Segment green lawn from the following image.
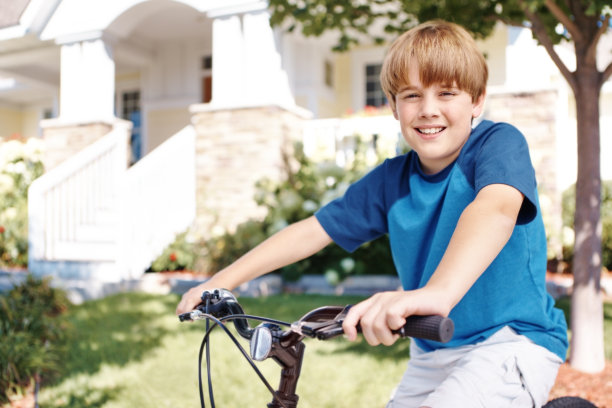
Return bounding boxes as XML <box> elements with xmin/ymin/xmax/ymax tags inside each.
<box><xmin>37</xmin><ymin>292</ymin><xmax>612</xmax><ymax>408</ymax></box>
<box><xmin>39</xmin><ymin>293</ymin><xmax>409</xmax><ymax>408</ymax></box>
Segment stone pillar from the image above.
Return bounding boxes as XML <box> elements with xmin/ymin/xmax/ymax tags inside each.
<box><xmin>40</xmin><ymin>120</ymin><xmax>114</xmax><ymax>170</ymax></box>
<box><xmin>190</xmin><ymin>104</ymin><xmax>307</xmax><ymax>238</ymax></box>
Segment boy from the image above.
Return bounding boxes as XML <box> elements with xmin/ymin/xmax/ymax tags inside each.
<box><xmin>177</xmin><ymin>20</ymin><xmax>568</xmax><ymax>407</ymax></box>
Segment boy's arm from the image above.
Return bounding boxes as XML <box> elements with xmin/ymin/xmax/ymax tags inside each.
<box><xmin>343</xmin><ymin>183</ymin><xmax>524</xmax><ymax>346</ymax></box>
<box><xmin>176</xmin><ymin>215</ymin><xmax>332</xmax><ymax>315</ymax></box>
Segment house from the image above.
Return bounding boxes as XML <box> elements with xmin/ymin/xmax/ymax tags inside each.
<box><xmin>0</xmin><ymin>0</ymin><xmax>610</xmax><ymax>299</ymax></box>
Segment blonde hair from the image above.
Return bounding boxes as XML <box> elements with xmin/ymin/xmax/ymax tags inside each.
<box><xmin>380</xmin><ymin>20</ymin><xmax>488</xmax><ymax>111</ymax></box>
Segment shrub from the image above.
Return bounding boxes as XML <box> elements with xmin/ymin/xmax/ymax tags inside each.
<box><xmin>0</xmin><ymin>138</ymin><xmax>44</xmax><ymax>268</ymax></box>
<box><xmin>148</xmin><ymin>231</ymin><xmax>198</xmax><ymax>272</ymax></box>
<box><xmin>202</xmin><ymin>220</ymin><xmax>268</xmax><ymax>273</ymax></box>
<box><xmin>205</xmin><ymin>139</ymin><xmax>397</xmax><ymax>281</ymax></box>
<box><xmin>561</xmin><ymin>180</ymin><xmax>612</xmax><ymax>271</ymax></box>
<box><xmin>0</xmin><ymin>275</ymin><xmax>71</xmax><ymax>404</ymax></box>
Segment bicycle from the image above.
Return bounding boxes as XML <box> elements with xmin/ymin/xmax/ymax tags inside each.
<box><xmin>178</xmin><ymin>289</ymin><xmax>597</xmax><ymax>408</ymax></box>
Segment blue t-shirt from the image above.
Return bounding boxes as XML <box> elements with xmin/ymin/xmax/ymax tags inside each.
<box><xmin>315</xmin><ymin>120</ymin><xmax>568</xmax><ymax>360</ymax></box>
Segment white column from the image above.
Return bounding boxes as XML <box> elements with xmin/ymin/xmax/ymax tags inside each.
<box><xmin>208</xmin><ymin>3</ymin><xmax>294</xmax><ymax>109</ymax></box>
<box><xmin>59</xmin><ymin>36</ymin><xmax>115</xmax><ymax>123</ymax></box>
<box><xmin>211</xmin><ymin>15</ymin><xmax>245</xmax><ymax>107</ymax></box>
<box><xmin>242</xmin><ymin>11</ymin><xmax>293</xmax><ymax>106</ymax></box>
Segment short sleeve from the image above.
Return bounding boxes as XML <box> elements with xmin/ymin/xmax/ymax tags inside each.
<box><xmin>315</xmin><ymin>162</ymin><xmax>390</xmax><ymax>252</ymax></box>
<box><xmin>474</xmin><ymin>123</ymin><xmax>538</xmax><ymax>224</ymax></box>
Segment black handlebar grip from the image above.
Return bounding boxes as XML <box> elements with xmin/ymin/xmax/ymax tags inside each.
<box><xmin>393</xmin><ymin>315</ymin><xmax>454</xmax><ymax>343</ymax></box>
<box><xmin>178</xmin><ymin>313</ymin><xmax>192</xmax><ymax>322</ymax></box>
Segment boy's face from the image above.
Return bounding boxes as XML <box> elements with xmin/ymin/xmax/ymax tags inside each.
<box><xmin>393</xmin><ymin>63</ymin><xmax>485</xmax><ymax>174</ymax></box>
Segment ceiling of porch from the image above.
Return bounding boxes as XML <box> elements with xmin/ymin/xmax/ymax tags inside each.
<box><xmin>0</xmin><ymin>0</ymin><xmax>212</xmax><ymax>107</ymax></box>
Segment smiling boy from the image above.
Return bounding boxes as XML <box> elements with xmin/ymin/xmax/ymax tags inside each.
<box><xmin>177</xmin><ymin>20</ymin><xmax>568</xmax><ymax>407</ymax></box>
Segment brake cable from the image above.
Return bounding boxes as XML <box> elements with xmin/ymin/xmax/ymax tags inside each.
<box><xmin>196</xmin><ymin>311</ymin><xmax>292</xmax><ymax>408</ymax></box>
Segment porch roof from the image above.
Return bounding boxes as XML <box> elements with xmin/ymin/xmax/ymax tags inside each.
<box><xmin>0</xmin><ymin>0</ymin><xmax>31</xmax><ymax>29</ymax></box>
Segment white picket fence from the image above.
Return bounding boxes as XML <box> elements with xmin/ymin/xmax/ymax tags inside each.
<box><xmin>302</xmin><ymin>114</ymin><xmax>403</xmax><ymax>166</ymax></box>
<box><xmin>28</xmin><ymin>123</ymin><xmax>196</xmax><ymax>295</ymax></box>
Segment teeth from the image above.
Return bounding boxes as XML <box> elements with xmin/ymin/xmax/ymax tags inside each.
<box><xmin>419</xmin><ymin>127</ymin><xmax>444</xmax><ymax>134</ymax></box>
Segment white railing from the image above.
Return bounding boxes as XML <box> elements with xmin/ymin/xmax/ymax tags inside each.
<box><xmin>302</xmin><ymin>114</ymin><xmax>403</xmax><ymax>165</ymax></box>
<box><xmin>28</xmin><ymin>125</ymin><xmax>129</xmax><ymax>264</ymax></box>
<box><xmin>121</xmin><ymin>125</ymin><xmax>196</xmax><ymax>278</ymax></box>
<box><xmin>28</xmin><ymin>123</ymin><xmax>196</xmax><ymax>282</ymax></box>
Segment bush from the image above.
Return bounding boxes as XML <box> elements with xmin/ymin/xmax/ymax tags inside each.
<box><xmin>205</xmin><ymin>140</ymin><xmax>397</xmax><ymax>281</ymax></box>
<box><xmin>0</xmin><ymin>138</ymin><xmax>44</xmax><ymax>268</ymax></box>
<box><xmin>202</xmin><ymin>220</ymin><xmax>268</xmax><ymax>273</ymax></box>
<box><xmin>0</xmin><ymin>275</ymin><xmax>71</xmax><ymax>404</ymax></box>
<box><xmin>148</xmin><ymin>231</ymin><xmax>198</xmax><ymax>272</ymax></box>
<box><xmin>561</xmin><ymin>180</ymin><xmax>612</xmax><ymax>271</ymax></box>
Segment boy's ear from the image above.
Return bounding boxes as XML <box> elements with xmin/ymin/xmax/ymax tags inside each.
<box><xmin>472</xmin><ymin>92</ymin><xmax>486</xmax><ymax>118</ymax></box>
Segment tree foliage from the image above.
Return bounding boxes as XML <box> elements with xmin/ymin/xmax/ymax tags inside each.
<box><xmin>268</xmin><ymin>0</ymin><xmax>609</xmax><ymax>51</ymax></box>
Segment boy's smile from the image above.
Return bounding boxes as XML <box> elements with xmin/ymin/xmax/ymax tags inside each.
<box><xmin>393</xmin><ymin>64</ymin><xmax>485</xmax><ymax>174</ymax></box>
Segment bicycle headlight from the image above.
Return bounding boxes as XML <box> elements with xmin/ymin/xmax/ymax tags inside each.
<box><xmin>250</xmin><ymin>324</ymin><xmax>273</xmax><ymax>361</ymax></box>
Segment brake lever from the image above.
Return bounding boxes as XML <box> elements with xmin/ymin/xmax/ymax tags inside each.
<box><xmin>291</xmin><ymin>305</ymin><xmax>351</xmax><ymax>340</ymax></box>
<box><xmin>178</xmin><ymin>289</ymin><xmax>238</xmax><ymax>322</ymax></box>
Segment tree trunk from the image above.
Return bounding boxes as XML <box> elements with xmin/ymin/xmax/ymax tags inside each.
<box><xmin>569</xmin><ymin>64</ymin><xmax>604</xmax><ymax>373</ymax></box>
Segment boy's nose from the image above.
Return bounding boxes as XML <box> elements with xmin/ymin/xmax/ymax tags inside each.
<box><xmin>419</xmin><ymin>95</ymin><xmax>440</xmax><ymax>118</ymax></box>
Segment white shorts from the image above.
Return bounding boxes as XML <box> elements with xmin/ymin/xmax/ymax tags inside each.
<box><xmin>386</xmin><ymin>326</ymin><xmax>563</xmax><ymax>408</ymax></box>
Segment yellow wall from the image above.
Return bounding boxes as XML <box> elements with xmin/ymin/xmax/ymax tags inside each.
<box><xmin>478</xmin><ymin>24</ymin><xmax>508</xmax><ymax>87</ymax></box>
<box><xmin>0</xmin><ymin>107</ymin><xmax>45</xmax><ymax>140</ymax></box>
<box><xmin>0</xmin><ymin>108</ymin><xmax>24</xmax><ymax>139</ymax></box>
<box><xmin>145</xmin><ymin>107</ymin><xmax>191</xmax><ymax>153</ymax></box>
<box><xmin>329</xmin><ymin>52</ymin><xmax>352</xmax><ymax>117</ymax></box>
<box><xmin>21</xmin><ymin>109</ymin><xmax>41</xmax><ymax>138</ymax></box>
<box><xmin>318</xmin><ymin>47</ymin><xmax>379</xmax><ymax>118</ymax></box>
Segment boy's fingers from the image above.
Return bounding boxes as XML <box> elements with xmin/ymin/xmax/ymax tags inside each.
<box><xmin>387</xmin><ymin>310</ymin><xmax>408</xmax><ymax>331</ymax></box>
<box><xmin>176</xmin><ymin>287</ymin><xmax>202</xmax><ymax>315</ymax></box>
<box><xmin>342</xmin><ymin>313</ymin><xmax>358</xmax><ymax>341</ymax></box>
<box><xmin>342</xmin><ymin>301</ymin><xmax>368</xmax><ymax>341</ymax></box>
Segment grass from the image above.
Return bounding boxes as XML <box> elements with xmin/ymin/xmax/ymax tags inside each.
<box><xmin>35</xmin><ymin>293</ymin><xmax>612</xmax><ymax>408</ymax></box>
<box><xmin>37</xmin><ymin>293</ymin><xmax>410</xmax><ymax>408</ymax></box>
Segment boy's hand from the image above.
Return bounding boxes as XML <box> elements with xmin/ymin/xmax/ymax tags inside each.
<box><xmin>176</xmin><ymin>282</ymin><xmax>214</xmax><ymax>315</ymax></box>
<box><xmin>342</xmin><ymin>288</ymin><xmax>451</xmax><ymax>346</ymax></box>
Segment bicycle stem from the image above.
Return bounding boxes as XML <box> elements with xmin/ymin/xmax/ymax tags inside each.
<box><xmin>266</xmin><ymin>340</ymin><xmax>305</xmax><ymax>408</ymax></box>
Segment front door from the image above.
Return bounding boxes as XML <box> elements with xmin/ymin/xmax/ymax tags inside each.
<box><xmin>121</xmin><ymin>90</ymin><xmax>142</xmax><ymax>164</ymax></box>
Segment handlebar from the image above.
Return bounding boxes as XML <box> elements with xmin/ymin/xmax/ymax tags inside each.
<box><xmin>292</xmin><ymin>304</ymin><xmax>454</xmax><ymax>343</ymax></box>
<box><xmin>179</xmin><ymin>288</ymin><xmax>255</xmax><ymax>339</ymax></box>
<box><xmin>178</xmin><ymin>288</ymin><xmax>454</xmax><ymax>343</ymax></box>
<box><xmin>179</xmin><ymin>289</ymin><xmax>454</xmax><ymax>408</ymax></box>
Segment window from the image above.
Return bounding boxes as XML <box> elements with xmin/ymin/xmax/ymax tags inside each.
<box><xmin>324</xmin><ymin>59</ymin><xmax>334</xmax><ymax>88</ymax></box>
<box><xmin>202</xmin><ymin>55</ymin><xmax>213</xmax><ymax>70</ymax></box>
<box><xmin>365</xmin><ymin>64</ymin><xmax>387</xmax><ymax>107</ymax></box>
<box><xmin>121</xmin><ymin>91</ymin><xmax>140</xmax><ymax>120</ymax></box>
<box><xmin>121</xmin><ymin>91</ymin><xmax>142</xmax><ymax>163</ymax></box>
<box><xmin>201</xmin><ymin>55</ymin><xmax>212</xmax><ymax>103</ymax></box>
